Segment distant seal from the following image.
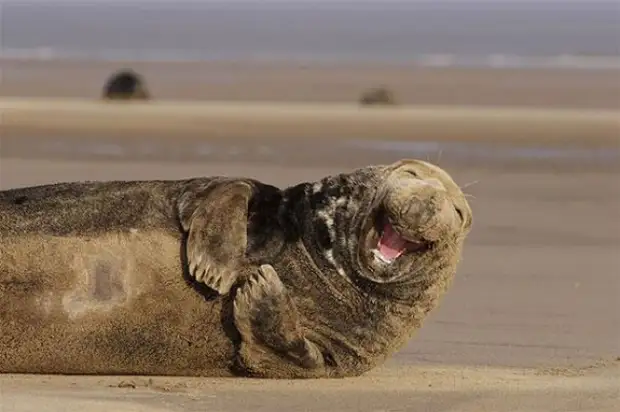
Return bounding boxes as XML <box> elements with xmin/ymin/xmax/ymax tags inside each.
<box><xmin>359</xmin><ymin>86</ymin><xmax>397</xmax><ymax>106</ymax></box>
<box><xmin>0</xmin><ymin>159</ymin><xmax>472</xmax><ymax>378</ymax></box>
<box><xmin>102</xmin><ymin>68</ymin><xmax>151</xmax><ymax>100</ymax></box>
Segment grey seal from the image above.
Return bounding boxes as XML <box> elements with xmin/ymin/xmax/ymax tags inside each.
<box><xmin>102</xmin><ymin>68</ymin><xmax>151</xmax><ymax>100</ymax></box>
<box><xmin>0</xmin><ymin>159</ymin><xmax>472</xmax><ymax>378</ymax></box>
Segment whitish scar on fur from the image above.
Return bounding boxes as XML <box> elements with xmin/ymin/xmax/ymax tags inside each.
<box><xmin>61</xmin><ymin>231</ymin><xmax>142</xmax><ymax>319</ymax></box>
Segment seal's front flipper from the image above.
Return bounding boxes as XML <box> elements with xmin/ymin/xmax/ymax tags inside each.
<box><xmin>184</xmin><ymin>181</ymin><xmax>253</xmax><ymax>295</ymax></box>
<box><xmin>233</xmin><ymin>264</ymin><xmax>326</xmax><ymax>378</ymax></box>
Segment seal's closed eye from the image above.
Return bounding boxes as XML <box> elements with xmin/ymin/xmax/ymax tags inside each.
<box><xmin>455</xmin><ymin>206</ymin><xmax>464</xmax><ymax>222</ymax></box>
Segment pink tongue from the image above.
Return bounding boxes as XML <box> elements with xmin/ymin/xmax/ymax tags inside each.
<box><xmin>378</xmin><ymin>222</ymin><xmax>408</xmax><ymax>260</ymax></box>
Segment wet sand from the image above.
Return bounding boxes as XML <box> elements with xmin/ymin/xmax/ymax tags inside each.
<box><xmin>1</xmin><ymin>59</ymin><xmax>619</xmax><ymax>109</ymax></box>
<box><xmin>0</xmin><ymin>63</ymin><xmax>619</xmax><ymax>410</ymax></box>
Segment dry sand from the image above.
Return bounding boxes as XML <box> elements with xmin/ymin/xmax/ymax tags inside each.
<box><xmin>0</xmin><ymin>62</ymin><xmax>619</xmax><ymax>411</ymax></box>
<box><xmin>1</xmin><ymin>98</ymin><xmax>619</xmax><ymax>145</ymax></box>
<box><xmin>1</xmin><ymin>363</ymin><xmax>619</xmax><ymax>412</ymax></box>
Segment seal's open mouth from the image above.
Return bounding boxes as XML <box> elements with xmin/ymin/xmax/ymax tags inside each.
<box><xmin>370</xmin><ymin>217</ymin><xmax>427</xmax><ymax>264</ymax></box>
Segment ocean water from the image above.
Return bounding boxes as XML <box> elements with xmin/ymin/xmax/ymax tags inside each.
<box><xmin>1</xmin><ymin>0</ymin><xmax>619</xmax><ymax>69</ymax></box>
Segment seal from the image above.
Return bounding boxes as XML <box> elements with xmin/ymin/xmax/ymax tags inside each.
<box><xmin>102</xmin><ymin>68</ymin><xmax>151</xmax><ymax>100</ymax></box>
<box><xmin>359</xmin><ymin>86</ymin><xmax>397</xmax><ymax>106</ymax></box>
<box><xmin>0</xmin><ymin>159</ymin><xmax>472</xmax><ymax>378</ymax></box>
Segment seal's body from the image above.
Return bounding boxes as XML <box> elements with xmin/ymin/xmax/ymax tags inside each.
<box><xmin>102</xmin><ymin>69</ymin><xmax>150</xmax><ymax>100</ymax></box>
<box><xmin>0</xmin><ymin>160</ymin><xmax>472</xmax><ymax>378</ymax></box>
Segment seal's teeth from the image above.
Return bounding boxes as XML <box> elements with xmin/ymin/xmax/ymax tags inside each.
<box><xmin>196</xmin><ymin>268</ymin><xmax>206</xmax><ymax>281</ymax></box>
<box><xmin>189</xmin><ymin>262</ymin><xmax>196</xmax><ymax>275</ymax></box>
<box><xmin>372</xmin><ymin>249</ymin><xmax>393</xmax><ymax>264</ymax></box>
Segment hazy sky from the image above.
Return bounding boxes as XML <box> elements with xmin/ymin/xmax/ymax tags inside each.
<box><xmin>1</xmin><ymin>0</ymin><xmax>617</xmax><ymax>60</ymax></box>
<box><xmin>1</xmin><ymin>0</ymin><xmax>617</xmax><ymax>9</ymax></box>
<box><xmin>0</xmin><ymin>0</ymin><xmax>615</xmax><ymax>3</ymax></box>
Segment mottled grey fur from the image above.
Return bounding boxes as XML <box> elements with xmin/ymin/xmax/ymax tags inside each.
<box><xmin>0</xmin><ymin>159</ymin><xmax>472</xmax><ymax>378</ymax></box>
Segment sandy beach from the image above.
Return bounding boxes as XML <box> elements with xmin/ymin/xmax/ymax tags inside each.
<box><xmin>1</xmin><ymin>362</ymin><xmax>619</xmax><ymax>412</ymax></box>
<box><xmin>0</xmin><ymin>61</ymin><xmax>619</xmax><ymax>411</ymax></box>
<box><xmin>1</xmin><ymin>98</ymin><xmax>619</xmax><ymax>147</ymax></box>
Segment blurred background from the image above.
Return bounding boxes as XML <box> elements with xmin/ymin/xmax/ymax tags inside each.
<box><xmin>1</xmin><ymin>0</ymin><xmax>619</xmax><ymax>106</ymax></box>
<box><xmin>0</xmin><ymin>0</ymin><xmax>619</xmax><ymax>377</ymax></box>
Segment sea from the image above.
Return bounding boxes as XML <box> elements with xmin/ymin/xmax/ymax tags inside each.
<box><xmin>0</xmin><ymin>0</ymin><xmax>619</xmax><ymax>69</ymax></box>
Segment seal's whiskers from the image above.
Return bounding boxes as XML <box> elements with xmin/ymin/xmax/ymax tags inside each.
<box><xmin>435</xmin><ymin>149</ymin><xmax>444</xmax><ymax>164</ymax></box>
<box><xmin>459</xmin><ymin>180</ymin><xmax>480</xmax><ymax>190</ymax></box>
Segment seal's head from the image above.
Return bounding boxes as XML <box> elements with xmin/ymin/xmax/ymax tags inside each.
<box><xmin>355</xmin><ymin>159</ymin><xmax>472</xmax><ymax>285</ymax></box>
<box><xmin>298</xmin><ymin>158</ymin><xmax>472</xmax><ymax>296</ymax></box>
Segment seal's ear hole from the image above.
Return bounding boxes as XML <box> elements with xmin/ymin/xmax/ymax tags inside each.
<box><xmin>13</xmin><ymin>195</ymin><xmax>28</xmax><ymax>205</ymax></box>
<box><xmin>322</xmin><ymin>351</ymin><xmax>338</xmax><ymax>368</ymax></box>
